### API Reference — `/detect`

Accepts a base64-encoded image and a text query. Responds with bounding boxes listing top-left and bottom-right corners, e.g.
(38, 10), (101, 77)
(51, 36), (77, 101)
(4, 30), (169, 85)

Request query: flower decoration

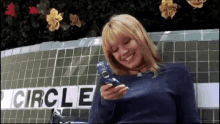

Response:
(29, 7), (40, 14)
(5, 3), (17, 17)
(159, 0), (178, 19)
(70, 14), (82, 27)
(46, 8), (63, 31)
(187, 0), (207, 8)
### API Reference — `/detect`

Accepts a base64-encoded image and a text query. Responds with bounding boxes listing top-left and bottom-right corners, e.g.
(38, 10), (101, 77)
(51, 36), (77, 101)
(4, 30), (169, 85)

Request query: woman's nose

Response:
(119, 45), (128, 53)
(119, 46), (129, 57)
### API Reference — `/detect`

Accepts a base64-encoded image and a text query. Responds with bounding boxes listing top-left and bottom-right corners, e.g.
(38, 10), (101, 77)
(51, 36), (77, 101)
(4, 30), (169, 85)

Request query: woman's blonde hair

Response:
(101, 14), (162, 76)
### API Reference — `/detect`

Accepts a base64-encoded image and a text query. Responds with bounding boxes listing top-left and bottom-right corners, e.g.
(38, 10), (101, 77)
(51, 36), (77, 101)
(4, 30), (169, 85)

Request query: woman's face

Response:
(111, 36), (145, 71)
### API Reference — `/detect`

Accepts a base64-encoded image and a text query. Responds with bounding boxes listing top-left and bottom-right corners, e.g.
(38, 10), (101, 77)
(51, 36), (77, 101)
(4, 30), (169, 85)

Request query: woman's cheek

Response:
(112, 53), (117, 60)
(114, 55), (119, 62)
(115, 56), (121, 63)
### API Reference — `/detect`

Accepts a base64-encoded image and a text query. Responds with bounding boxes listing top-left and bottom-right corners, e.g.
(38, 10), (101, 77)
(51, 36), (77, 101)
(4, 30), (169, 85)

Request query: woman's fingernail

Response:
(116, 84), (124, 88)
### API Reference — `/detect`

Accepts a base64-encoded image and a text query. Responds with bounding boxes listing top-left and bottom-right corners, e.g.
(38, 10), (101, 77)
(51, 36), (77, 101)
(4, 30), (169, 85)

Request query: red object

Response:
(5, 3), (17, 17)
(29, 7), (40, 14)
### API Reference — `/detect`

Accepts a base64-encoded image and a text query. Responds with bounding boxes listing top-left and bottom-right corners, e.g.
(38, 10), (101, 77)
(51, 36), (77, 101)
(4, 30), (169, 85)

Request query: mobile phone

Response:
(96, 60), (121, 87)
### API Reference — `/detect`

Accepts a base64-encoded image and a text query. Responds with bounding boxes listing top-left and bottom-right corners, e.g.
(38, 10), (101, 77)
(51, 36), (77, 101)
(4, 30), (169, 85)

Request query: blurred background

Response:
(1, 0), (219, 51)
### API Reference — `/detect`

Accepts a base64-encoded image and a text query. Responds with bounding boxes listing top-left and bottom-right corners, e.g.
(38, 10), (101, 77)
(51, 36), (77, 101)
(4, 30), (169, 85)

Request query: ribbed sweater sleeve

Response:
(175, 65), (202, 124)
(88, 76), (118, 123)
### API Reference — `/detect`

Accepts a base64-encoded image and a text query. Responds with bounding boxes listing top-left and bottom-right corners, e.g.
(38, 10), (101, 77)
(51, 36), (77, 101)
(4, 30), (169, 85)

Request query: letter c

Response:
(13, 90), (24, 108)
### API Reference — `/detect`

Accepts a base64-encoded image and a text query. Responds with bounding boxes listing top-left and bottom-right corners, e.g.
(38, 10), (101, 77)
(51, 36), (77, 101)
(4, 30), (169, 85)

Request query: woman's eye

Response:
(124, 40), (130, 44)
(113, 49), (118, 52)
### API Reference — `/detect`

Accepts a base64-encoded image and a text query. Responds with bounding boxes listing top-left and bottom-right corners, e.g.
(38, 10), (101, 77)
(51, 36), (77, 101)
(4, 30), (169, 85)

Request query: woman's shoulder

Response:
(164, 62), (189, 74)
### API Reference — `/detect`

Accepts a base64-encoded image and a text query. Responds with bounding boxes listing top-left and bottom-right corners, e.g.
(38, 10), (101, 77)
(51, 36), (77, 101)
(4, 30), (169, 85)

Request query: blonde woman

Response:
(88, 14), (202, 123)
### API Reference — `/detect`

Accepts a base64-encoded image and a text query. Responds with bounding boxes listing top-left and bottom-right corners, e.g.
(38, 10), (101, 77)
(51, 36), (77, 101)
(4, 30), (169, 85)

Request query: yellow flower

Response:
(46, 8), (63, 31)
(187, 0), (206, 8)
(70, 14), (82, 27)
(159, 0), (178, 19)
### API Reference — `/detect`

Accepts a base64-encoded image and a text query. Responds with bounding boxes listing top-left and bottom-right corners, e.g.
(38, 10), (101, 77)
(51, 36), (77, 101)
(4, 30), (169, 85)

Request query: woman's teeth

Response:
(126, 54), (133, 61)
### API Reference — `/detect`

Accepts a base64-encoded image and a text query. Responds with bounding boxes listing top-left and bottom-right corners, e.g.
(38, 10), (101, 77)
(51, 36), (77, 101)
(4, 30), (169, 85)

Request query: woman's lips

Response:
(125, 53), (134, 61)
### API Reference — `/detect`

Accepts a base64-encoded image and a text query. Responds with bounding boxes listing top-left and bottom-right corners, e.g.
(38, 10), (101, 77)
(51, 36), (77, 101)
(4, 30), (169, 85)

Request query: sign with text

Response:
(1, 85), (96, 110)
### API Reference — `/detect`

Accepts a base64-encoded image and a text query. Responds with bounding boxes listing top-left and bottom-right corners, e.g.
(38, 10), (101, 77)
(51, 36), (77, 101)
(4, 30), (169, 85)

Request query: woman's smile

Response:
(125, 53), (134, 62)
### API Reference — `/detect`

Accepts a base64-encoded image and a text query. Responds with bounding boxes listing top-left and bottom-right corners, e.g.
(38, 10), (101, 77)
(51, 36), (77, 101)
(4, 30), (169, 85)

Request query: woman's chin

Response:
(127, 64), (138, 71)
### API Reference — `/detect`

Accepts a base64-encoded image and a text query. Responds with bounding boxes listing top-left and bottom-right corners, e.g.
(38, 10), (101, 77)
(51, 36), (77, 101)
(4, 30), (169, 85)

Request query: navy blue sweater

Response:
(88, 63), (202, 123)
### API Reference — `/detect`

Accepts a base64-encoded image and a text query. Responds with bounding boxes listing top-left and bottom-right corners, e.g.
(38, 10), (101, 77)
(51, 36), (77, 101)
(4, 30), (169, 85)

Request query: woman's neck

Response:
(128, 63), (158, 75)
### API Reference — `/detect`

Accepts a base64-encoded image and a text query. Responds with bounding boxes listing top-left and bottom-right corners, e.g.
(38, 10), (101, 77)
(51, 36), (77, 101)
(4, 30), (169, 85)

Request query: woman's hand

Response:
(100, 83), (129, 100)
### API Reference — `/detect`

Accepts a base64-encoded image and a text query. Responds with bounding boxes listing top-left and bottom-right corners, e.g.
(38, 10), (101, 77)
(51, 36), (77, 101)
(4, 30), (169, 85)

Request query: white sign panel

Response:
(1, 90), (14, 109)
(1, 85), (97, 110)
